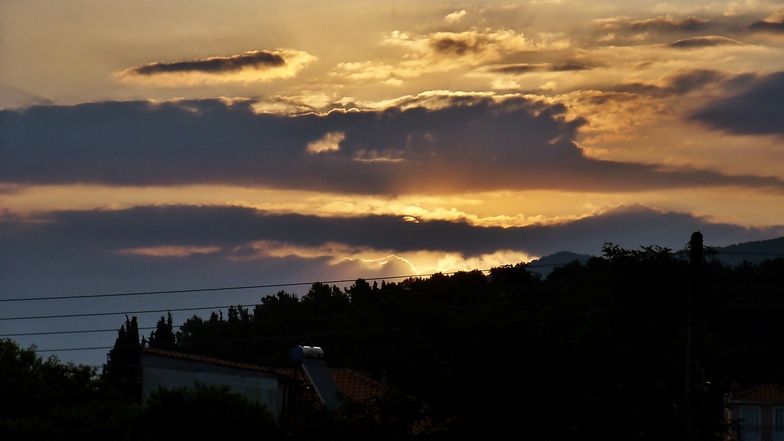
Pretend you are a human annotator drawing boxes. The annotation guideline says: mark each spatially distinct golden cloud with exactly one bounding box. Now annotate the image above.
[445,10,467,23]
[307,132,345,154]
[330,28,562,84]
[598,14,710,32]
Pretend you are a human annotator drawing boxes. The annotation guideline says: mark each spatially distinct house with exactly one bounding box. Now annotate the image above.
[139,345,383,420]
[140,347,291,419]
[725,383,784,441]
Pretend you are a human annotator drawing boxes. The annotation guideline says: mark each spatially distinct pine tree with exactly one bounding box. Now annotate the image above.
[102,316,143,401]
[148,312,177,350]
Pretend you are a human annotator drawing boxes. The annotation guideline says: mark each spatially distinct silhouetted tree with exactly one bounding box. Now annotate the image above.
[103,316,143,401]
[1,339,143,440]
[148,312,177,350]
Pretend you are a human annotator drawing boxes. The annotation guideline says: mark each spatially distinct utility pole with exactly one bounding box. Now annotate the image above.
[687,231,704,440]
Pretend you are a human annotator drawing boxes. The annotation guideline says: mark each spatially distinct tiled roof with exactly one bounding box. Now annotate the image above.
[141,347,275,374]
[141,347,383,402]
[331,368,385,401]
[731,383,784,402]
[275,366,384,403]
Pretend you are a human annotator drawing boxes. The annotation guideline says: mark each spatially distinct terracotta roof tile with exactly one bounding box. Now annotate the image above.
[141,347,275,374]
[141,348,383,405]
[330,368,384,401]
[732,383,784,402]
[274,366,383,403]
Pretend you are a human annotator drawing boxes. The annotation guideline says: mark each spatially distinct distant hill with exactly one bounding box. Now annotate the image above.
[713,236,784,267]
[525,236,784,277]
[526,251,593,278]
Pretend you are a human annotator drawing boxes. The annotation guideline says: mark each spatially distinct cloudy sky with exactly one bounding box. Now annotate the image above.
[2,0,784,367]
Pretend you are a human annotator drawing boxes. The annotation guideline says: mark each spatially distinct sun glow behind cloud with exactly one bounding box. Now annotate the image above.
[6,0,784,373]
[129,239,538,277]
[4,183,784,230]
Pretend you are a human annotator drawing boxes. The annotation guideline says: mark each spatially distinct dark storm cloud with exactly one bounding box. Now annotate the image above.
[668,36,742,48]
[127,51,285,76]
[691,71,784,136]
[2,94,784,194]
[3,204,781,262]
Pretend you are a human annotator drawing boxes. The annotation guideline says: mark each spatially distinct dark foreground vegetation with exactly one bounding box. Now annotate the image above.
[3,243,784,440]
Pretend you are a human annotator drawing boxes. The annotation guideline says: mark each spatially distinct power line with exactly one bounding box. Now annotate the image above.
[0,326,159,338]
[10,280,685,345]
[3,250,780,305]
[0,304,232,322]
[33,299,683,355]
[0,258,631,305]
[0,281,680,324]
[8,252,780,360]
[0,276,406,304]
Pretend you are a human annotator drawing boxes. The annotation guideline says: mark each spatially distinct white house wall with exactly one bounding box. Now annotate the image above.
[141,353,285,419]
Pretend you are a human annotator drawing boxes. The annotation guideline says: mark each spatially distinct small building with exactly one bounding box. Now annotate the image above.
[139,346,384,420]
[141,347,291,419]
[725,383,784,441]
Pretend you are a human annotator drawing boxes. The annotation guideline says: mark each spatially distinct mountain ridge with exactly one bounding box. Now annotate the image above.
[527,235,784,277]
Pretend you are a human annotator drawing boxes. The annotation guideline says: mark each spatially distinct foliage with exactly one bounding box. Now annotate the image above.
[168,247,784,440]
[1,340,284,440]
[102,315,143,401]
[280,388,446,441]
[8,242,784,439]
[147,311,176,350]
[0,339,143,441]
[143,383,283,440]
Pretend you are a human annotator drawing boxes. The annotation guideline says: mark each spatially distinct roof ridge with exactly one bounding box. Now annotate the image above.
[141,347,273,373]
[733,383,784,402]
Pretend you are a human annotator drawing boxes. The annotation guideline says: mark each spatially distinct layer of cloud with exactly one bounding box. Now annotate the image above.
[331,27,562,83]
[667,36,743,48]
[131,51,285,75]
[116,50,316,86]
[3,203,781,264]
[599,15,712,33]
[4,202,782,367]
[610,68,738,97]
[3,204,782,371]
[479,62,592,75]
[749,12,784,33]
[3,93,783,195]
[691,71,784,136]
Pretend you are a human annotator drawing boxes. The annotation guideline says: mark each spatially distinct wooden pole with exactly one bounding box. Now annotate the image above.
[687,231,704,440]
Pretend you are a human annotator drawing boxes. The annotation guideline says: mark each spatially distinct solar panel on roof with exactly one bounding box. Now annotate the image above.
[301,358,343,410]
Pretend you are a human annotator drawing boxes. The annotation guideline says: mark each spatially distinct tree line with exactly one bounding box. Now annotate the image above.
[4,243,784,440]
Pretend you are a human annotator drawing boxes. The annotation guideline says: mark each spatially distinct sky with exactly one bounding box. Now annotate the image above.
[1,0,784,368]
